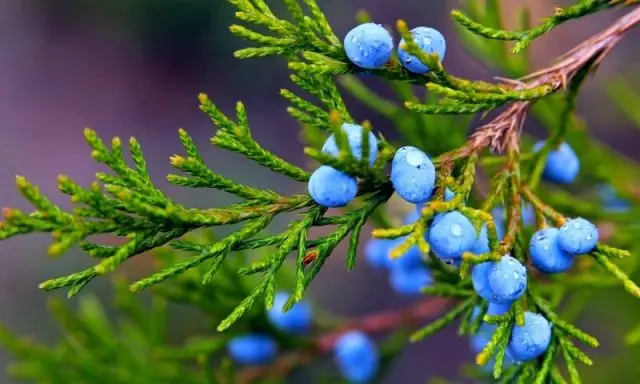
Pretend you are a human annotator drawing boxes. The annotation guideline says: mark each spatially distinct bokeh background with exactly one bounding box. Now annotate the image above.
[1,0,639,382]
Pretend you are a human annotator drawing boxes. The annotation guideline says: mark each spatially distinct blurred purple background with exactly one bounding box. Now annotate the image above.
[1,0,639,382]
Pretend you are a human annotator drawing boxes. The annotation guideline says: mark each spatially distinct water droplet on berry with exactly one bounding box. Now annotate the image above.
[405,150,424,167]
[351,37,357,43]
[422,37,432,45]
[405,57,412,63]
[450,224,463,237]
[573,222,582,229]
[586,235,592,240]
[513,272,520,279]
[543,245,549,250]
[363,52,369,58]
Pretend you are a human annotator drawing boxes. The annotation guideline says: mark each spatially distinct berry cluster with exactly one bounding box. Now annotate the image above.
[344,23,446,73]
[233,20,615,382]
[226,291,380,382]
[308,123,378,207]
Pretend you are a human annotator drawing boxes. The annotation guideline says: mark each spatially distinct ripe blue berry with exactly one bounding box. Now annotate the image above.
[403,209,420,225]
[267,292,313,334]
[308,166,357,208]
[558,217,599,255]
[344,23,393,70]
[391,146,436,203]
[397,27,446,73]
[471,224,490,254]
[471,262,493,301]
[227,334,278,365]
[529,228,574,274]
[533,141,580,184]
[471,302,512,335]
[427,211,476,261]
[364,238,393,269]
[508,312,552,361]
[334,331,379,383]
[389,265,433,296]
[322,123,379,165]
[598,184,630,212]
[487,301,512,316]
[387,237,423,270]
[487,255,527,304]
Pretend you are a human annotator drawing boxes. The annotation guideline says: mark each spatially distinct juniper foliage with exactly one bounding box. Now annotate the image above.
[1,0,640,383]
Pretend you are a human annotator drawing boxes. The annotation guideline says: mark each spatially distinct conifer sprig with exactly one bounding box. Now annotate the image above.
[452,0,632,54]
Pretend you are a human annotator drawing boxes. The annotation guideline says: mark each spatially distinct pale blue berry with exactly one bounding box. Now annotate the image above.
[427,211,476,261]
[471,302,512,335]
[389,265,433,296]
[471,224,490,254]
[397,27,446,73]
[322,123,378,165]
[267,292,313,334]
[469,315,516,371]
[529,228,574,274]
[558,217,599,255]
[487,301,512,316]
[334,331,379,383]
[387,237,422,270]
[598,184,630,212]
[403,209,420,225]
[391,146,436,203]
[364,238,393,269]
[508,312,552,361]
[533,141,579,184]
[471,262,493,301]
[487,255,527,304]
[444,188,455,202]
[308,166,357,208]
[344,23,393,70]
[227,334,278,365]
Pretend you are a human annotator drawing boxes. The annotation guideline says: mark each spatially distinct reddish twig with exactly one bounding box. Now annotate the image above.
[439,5,640,161]
[236,297,450,383]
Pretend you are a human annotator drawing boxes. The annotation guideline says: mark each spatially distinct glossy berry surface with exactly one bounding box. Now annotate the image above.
[508,312,552,361]
[364,238,393,269]
[487,255,527,304]
[390,146,436,203]
[534,141,580,184]
[344,23,393,70]
[471,262,493,301]
[389,265,433,296]
[529,227,574,273]
[334,331,379,383]
[267,292,313,334]
[322,123,379,165]
[558,217,599,255]
[397,27,446,73]
[308,166,357,208]
[227,334,278,365]
[427,211,476,261]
